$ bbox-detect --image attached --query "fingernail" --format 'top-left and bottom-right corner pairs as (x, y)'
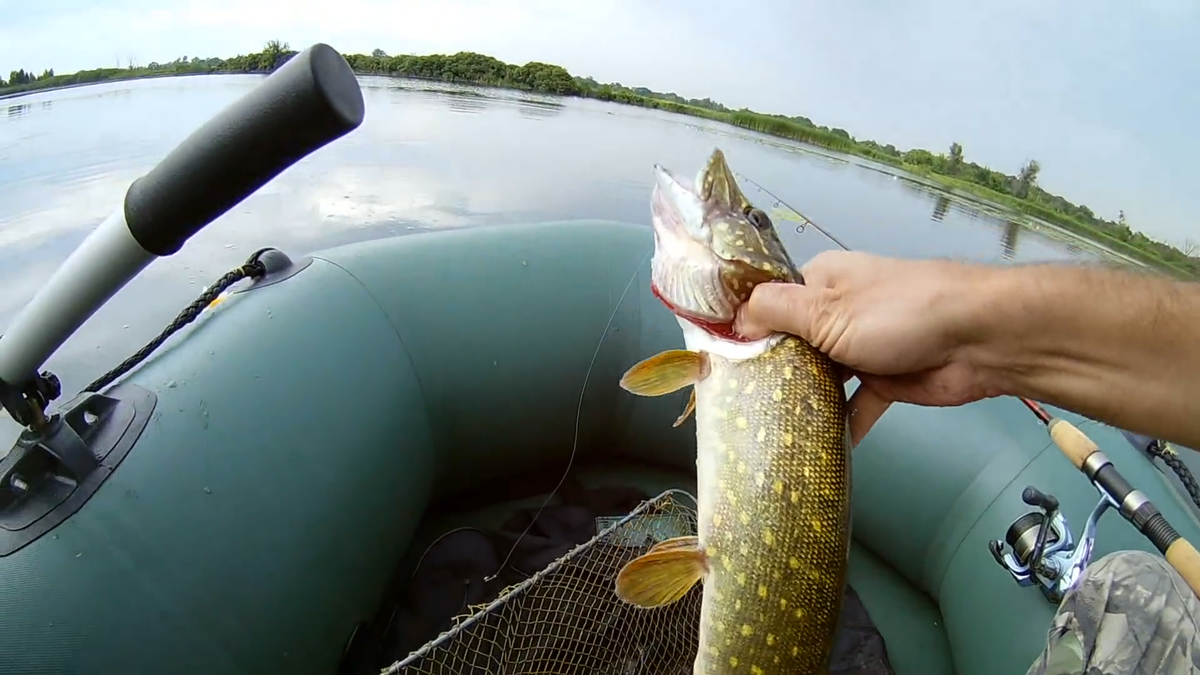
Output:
(732, 310), (746, 334)
(733, 312), (766, 340)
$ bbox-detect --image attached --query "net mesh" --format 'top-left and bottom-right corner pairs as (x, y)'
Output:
(382, 489), (702, 675)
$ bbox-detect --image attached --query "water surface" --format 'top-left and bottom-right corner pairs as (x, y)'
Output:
(0, 74), (1108, 442)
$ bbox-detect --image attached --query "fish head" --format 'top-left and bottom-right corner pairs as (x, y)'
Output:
(650, 148), (800, 341)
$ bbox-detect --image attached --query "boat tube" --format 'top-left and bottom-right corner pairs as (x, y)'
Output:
(1, 43), (1199, 675)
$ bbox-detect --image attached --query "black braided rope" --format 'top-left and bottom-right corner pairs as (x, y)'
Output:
(81, 251), (271, 395)
(1146, 440), (1200, 512)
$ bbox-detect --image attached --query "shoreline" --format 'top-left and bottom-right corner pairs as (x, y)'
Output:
(0, 70), (255, 102)
(3, 61), (1192, 278)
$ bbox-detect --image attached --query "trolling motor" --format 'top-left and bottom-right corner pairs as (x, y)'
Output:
(0, 44), (364, 556)
(990, 397), (1200, 604)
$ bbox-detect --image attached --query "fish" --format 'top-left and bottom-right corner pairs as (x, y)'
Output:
(613, 148), (852, 674)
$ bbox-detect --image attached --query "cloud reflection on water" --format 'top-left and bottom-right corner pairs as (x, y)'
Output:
(0, 73), (1111, 441)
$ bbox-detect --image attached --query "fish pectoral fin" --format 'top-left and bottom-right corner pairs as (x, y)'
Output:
(673, 389), (697, 427)
(647, 535), (700, 554)
(619, 350), (710, 397)
(614, 536), (706, 608)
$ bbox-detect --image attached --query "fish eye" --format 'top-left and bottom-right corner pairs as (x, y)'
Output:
(745, 207), (773, 230)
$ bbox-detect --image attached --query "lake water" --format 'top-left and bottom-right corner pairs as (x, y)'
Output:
(0, 73), (1107, 443)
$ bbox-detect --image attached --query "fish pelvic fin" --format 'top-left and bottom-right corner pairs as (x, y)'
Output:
(673, 389), (697, 427)
(619, 350), (710, 397)
(614, 535), (706, 608)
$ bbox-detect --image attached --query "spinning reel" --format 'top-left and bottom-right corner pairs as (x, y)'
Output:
(989, 485), (1113, 604)
(990, 399), (1194, 605)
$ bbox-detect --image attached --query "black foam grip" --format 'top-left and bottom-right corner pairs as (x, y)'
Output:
(122, 43), (365, 257)
(1093, 464), (1134, 503)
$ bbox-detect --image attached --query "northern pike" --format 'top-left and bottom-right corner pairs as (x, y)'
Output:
(614, 148), (852, 674)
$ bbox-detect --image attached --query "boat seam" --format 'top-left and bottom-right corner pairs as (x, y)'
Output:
(310, 253), (435, 446)
(927, 437), (1053, 599)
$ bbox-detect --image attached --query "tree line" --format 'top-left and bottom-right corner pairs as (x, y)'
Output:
(2, 41), (1194, 277)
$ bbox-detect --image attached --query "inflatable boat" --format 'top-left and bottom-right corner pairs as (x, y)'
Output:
(2, 44), (1199, 675)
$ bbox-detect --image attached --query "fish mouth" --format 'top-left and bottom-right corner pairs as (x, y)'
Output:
(648, 149), (798, 342)
(649, 155), (743, 339)
(648, 149), (747, 238)
(650, 163), (706, 245)
(696, 148), (752, 214)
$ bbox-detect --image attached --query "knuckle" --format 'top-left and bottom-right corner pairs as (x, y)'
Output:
(805, 288), (838, 346)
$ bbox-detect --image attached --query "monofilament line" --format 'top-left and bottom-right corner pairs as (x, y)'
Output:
(485, 248), (654, 583)
(735, 172), (852, 253)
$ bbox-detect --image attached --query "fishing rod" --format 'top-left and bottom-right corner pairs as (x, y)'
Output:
(989, 397), (1200, 602)
(735, 168), (1200, 601)
(733, 172), (852, 252)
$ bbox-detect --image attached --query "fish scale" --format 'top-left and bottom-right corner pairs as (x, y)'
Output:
(693, 335), (851, 673)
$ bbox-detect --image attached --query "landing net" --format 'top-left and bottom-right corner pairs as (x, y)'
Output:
(382, 489), (702, 675)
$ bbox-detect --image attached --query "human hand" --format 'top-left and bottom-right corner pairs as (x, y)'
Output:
(734, 250), (1000, 447)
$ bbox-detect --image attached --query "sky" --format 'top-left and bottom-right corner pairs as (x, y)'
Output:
(1, 0), (1197, 247)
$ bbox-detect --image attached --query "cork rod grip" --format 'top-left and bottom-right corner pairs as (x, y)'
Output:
(1047, 418), (1099, 470)
(1047, 416), (1200, 598)
(1166, 539), (1200, 599)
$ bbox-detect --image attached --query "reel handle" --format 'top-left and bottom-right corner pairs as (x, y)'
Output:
(1022, 486), (1059, 512)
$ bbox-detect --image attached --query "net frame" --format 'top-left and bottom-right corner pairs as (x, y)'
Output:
(382, 488), (702, 675)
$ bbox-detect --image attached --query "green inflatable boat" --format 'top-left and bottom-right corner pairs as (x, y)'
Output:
(2, 44), (1199, 675)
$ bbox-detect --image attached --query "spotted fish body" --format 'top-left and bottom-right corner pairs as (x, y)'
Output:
(615, 148), (852, 674)
(690, 332), (851, 674)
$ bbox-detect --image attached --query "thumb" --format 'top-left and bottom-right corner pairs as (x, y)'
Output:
(735, 282), (816, 341)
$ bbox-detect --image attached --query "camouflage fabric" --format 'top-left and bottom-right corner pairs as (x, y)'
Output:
(1026, 550), (1200, 675)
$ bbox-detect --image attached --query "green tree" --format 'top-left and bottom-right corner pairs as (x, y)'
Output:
(0, 43), (1192, 278)
(947, 142), (963, 174)
(1014, 159), (1040, 198)
(262, 40), (290, 71)
(903, 148), (936, 166)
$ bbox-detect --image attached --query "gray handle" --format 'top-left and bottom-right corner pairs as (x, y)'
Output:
(124, 43), (364, 256)
(0, 43), (364, 400)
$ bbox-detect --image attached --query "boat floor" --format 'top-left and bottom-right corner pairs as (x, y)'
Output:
(365, 460), (956, 675)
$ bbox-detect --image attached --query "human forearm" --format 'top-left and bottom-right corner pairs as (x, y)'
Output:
(962, 262), (1200, 449)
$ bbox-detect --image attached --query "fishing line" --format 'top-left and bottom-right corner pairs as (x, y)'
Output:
(734, 172), (853, 253)
(485, 248), (654, 583)
(735, 172), (1190, 484)
(486, 171), (840, 582)
(735, 174), (1063, 434)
